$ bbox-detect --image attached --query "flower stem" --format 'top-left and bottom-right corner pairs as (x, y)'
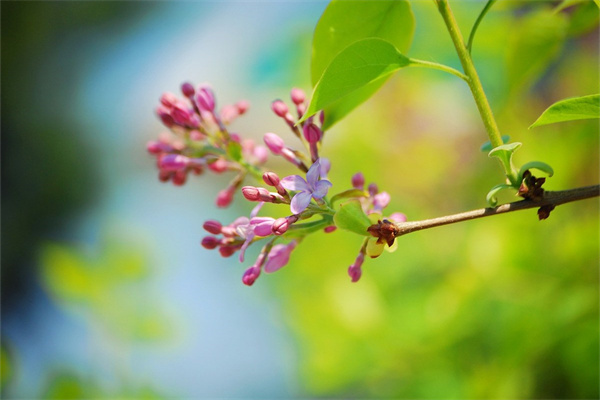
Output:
(435, 0), (503, 148)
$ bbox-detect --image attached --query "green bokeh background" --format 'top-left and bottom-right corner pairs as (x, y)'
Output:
(2, 1), (598, 398)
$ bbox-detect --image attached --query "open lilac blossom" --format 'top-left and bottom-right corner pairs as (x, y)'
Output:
(234, 203), (274, 262)
(280, 159), (332, 214)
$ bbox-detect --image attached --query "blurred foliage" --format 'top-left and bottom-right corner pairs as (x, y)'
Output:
(262, 1), (599, 398)
(40, 235), (172, 343)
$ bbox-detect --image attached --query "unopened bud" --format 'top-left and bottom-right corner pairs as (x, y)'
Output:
(208, 158), (228, 173)
(219, 246), (236, 258)
(241, 186), (260, 201)
(160, 92), (178, 108)
(262, 171), (280, 187)
(271, 99), (289, 118)
(160, 154), (190, 171)
(303, 123), (322, 143)
(368, 183), (379, 196)
(242, 266), (261, 286)
(216, 188), (234, 208)
(271, 217), (290, 235)
(348, 252), (365, 283)
(263, 133), (286, 155)
(172, 170), (187, 186)
(201, 236), (220, 249)
(324, 226), (337, 233)
(236, 100), (249, 114)
(195, 86), (215, 112)
(290, 88), (306, 105)
(351, 172), (365, 190)
(146, 140), (173, 154)
(203, 220), (223, 235)
(181, 82), (195, 98)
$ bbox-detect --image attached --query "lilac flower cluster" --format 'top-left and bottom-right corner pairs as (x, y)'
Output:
(149, 84), (406, 285)
(147, 83), (267, 207)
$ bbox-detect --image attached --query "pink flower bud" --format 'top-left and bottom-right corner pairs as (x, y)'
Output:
(352, 172), (365, 190)
(324, 226), (337, 233)
(389, 212), (407, 223)
(373, 191), (391, 212)
(264, 241), (297, 273)
(195, 86), (215, 112)
(368, 183), (379, 196)
(216, 188), (234, 208)
(146, 140), (173, 154)
(172, 170), (187, 186)
(181, 82), (195, 98)
(158, 170), (173, 182)
(263, 133), (285, 155)
(242, 266), (261, 286)
(219, 246), (236, 258)
(203, 220), (223, 235)
(160, 92), (178, 108)
(230, 133), (241, 142)
(208, 158), (228, 173)
(262, 172), (280, 187)
(257, 187), (273, 203)
(270, 218), (288, 235)
(290, 88), (306, 105)
(253, 146), (269, 164)
(319, 110), (325, 125)
(201, 236), (220, 249)
(156, 106), (175, 127)
(271, 99), (289, 118)
(348, 252), (365, 283)
(236, 100), (249, 114)
(241, 186), (260, 201)
(160, 154), (190, 171)
(171, 103), (192, 125)
(303, 123), (322, 143)
(220, 105), (238, 124)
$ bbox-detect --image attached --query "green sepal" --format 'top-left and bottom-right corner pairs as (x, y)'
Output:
(480, 135), (510, 152)
(330, 189), (369, 206)
(488, 142), (522, 185)
(518, 161), (554, 181)
(333, 200), (371, 236)
(486, 183), (514, 207)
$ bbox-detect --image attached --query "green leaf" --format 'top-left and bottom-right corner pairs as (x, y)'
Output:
(330, 189), (369, 206)
(567, 1), (600, 37)
(529, 94), (600, 128)
(554, 0), (587, 12)
(595, 0), (600, 8)
(311, 0), (414, 87)
(506, 9), (568, 93)
(301, 38), (410, 125)
(489, 142), (522, 186)
(486, 183), (513, 207)
(518, 161), (554, 180)
(333, 200), (371, 236)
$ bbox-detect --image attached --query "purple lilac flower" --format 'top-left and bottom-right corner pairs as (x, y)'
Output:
(234, 203), (276, 262)
(280, 159), (332, 214)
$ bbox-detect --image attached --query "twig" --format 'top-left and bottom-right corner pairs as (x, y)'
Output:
(395, 185), (599, 236)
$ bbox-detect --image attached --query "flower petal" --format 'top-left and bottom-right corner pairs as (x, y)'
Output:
(280, 175), (309, 191)
(306, 159), (321, 187)
(290, 191), (312, 214)
(312, 179), (332, 199)
(264, 242), (297, 273)
(239, 234), (254, 262)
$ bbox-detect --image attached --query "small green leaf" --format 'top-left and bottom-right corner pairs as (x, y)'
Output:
(489, 142), (522, 186)
(486, 183), (513, 207)
(488, 142), (522, 158)
(301, 38), (410, 125)
(311, 0), (415, 86)
(595, 0), (600, 8)
(330, 189), (369, 206)
(480, 135), (510, 152)
(518, 161), (554, 180)
(333, 200), (371, 236)
(529, 94), (599, 128)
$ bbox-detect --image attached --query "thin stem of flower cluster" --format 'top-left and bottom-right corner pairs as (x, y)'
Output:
(435, 0), (503, 148)
(393, 185), (599, 236)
